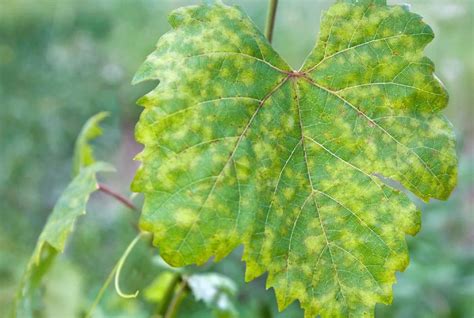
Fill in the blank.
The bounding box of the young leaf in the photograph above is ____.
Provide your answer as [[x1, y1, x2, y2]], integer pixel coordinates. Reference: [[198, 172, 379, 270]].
[[72, 111, 109, 176], [15, 111, 112, 317], [14, 162, 113, 318], [144, 271, 180, 304], [132, 1, 457, 317]]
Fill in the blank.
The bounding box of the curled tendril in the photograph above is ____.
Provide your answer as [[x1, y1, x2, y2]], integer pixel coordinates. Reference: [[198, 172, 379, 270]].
[[114, 232, 145, 298]]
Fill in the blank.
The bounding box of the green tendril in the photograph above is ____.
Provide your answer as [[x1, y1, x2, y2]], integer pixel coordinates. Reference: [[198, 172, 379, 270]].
[[114, 232, 144, 298]]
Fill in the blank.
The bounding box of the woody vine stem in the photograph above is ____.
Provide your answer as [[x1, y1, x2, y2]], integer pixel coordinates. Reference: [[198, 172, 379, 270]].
[[265, 0, 279, 43]]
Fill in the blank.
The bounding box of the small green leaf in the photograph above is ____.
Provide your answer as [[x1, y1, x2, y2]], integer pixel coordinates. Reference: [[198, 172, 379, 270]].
[[144, 271, 180, 304], [34, 162, 114, 260], [15, 113, 112, 317], [132, 1, 457, 317], [72, 111, 109, 176], [14, 162, 113, 318]]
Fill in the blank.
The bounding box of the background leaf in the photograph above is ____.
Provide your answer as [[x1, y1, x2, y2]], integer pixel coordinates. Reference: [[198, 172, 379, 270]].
[[144, 271, 180, 304], [72, 111, 110, 176], [14, 162, 112, 318], [14, 111, 113, 317], [187, 273, 238, 318]]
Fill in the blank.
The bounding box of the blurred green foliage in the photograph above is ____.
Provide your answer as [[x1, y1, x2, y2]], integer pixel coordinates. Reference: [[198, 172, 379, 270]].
[[0, 0, 472, 317]]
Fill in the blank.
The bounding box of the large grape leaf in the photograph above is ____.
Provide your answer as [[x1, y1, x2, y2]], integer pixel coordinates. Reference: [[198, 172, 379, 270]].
[[14, 113, 113, 318], [132, 0, 457, 317]]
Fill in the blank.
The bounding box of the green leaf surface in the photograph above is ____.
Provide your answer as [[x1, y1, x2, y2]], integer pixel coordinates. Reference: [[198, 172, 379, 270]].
[[34, 162, 113, 260], [15, 110, 113, 317], [14, 163, 113, 317], [132, 1, 457, 317], [72, 111, 109, 176], [144, 271, 180, 304]]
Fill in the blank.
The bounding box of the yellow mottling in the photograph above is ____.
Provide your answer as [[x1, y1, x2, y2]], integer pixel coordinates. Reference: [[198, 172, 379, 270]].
[[174, 128, 188, 140], [175, 208, 199, 227], [291, 280, 308, 302], [359, 52, 371, 63], [275, 207, 284, 217], [331, 3, 350, 17], [284, 116, 295, 131], [382, 28, 393, 37], [392, 6, 406, 17], [241, 69, 255, 86], [237, 156, 250, 168], [212, 153, 226, 164], [283, 188, 295, 200], [220, 67, 231, 77], [301, 263, 312, 276], [304, 235, 323, 253], [213, 85, 224, 96], [284, 168, 295, 179]]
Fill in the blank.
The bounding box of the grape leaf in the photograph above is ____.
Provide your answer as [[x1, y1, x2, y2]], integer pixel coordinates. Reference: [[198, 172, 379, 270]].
[[14, 162, 112, 317], [73, 111, 109, 176], [14, 113, 112, 317], [132, 0, 457, 317], [144, 271, 180, 304], [33, 162, 113, 260]]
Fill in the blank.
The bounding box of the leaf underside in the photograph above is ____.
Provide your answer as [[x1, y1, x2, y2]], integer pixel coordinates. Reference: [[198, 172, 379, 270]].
[[132, 0, 457, 317]]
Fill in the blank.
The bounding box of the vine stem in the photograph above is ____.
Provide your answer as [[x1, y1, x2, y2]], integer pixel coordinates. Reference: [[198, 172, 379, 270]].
[[265, 0, 279, 43], [157, 274, 180, 316], [98, 183, 139, 212], [164, 278, 188, 318]]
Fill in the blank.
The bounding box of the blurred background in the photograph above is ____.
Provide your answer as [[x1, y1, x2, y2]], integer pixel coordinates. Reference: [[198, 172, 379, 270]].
[[0, 0, 472, 317]]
